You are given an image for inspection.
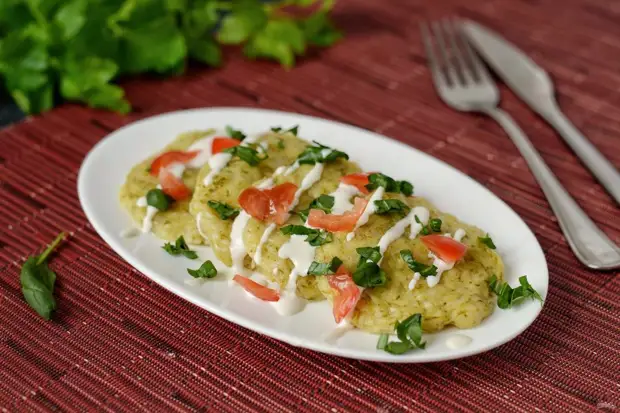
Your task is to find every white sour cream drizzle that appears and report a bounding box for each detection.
[186,135,216,168]
[274,162,326,315]
[230,211,253,277]
[408,272,421,290]
[446,334,472,349]
[330,183,360,214]
[283,161,300,176]
[203,134,261,186]
[346,187,385,241]
[425,228,467,288]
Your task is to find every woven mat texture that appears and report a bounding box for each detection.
[1,0,619,411]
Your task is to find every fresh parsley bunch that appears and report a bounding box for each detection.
[0,0,341,115]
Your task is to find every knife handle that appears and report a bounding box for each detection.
[485,108,620,270]
[543,108,620,205]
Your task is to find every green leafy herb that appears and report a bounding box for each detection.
[187,260,218,279]
[297,195,334,222]
[400,250,437,277]
[280,225,333,246]
[374,199,410,215]
[277,139,285,149]
[163,236,198,259]
[353,247,386,287]
[296,141,349,165]
[308,257,343,276]
[356,246,382,266]
[146,188,173,211]
[365,173,413,196]
[415,215,430,235]
[20,232,66,320]
[378,313,426,355]
[223,145,267,166]
[226,125,246,141]
[207,201,240,220]
[429,218,442,232]
[489,275,543,309]
[479,234,496,250]
[353,262,386,287]
[1,1,341,115]
[271,125,298,136]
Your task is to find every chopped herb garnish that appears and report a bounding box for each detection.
[353,247,386,287]
[479,234,496,250]
[489,275,542,309]
[296,141,349,165]
[280,225,333,246]
[226,125,246,141]
[146,188,173,211]
[365,173,413,196]
[378,313,426,355]
[374,199,410,215]
[353,262,386,287]
[429,218,442,232]
[415,215,430,235]
[356,246,382,266]
[163,236,198,259]
[400,181,414,197]
[297,195,334,222]
[277,139,285,149]
[308,257,343,276]
[271,125,298,136]
[400,250,437,277]
[20,232,66,320]
[223,145,267,166]
[207,201,240,220]
[187,260,218,279]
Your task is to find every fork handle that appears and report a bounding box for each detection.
[484,108,620,270]
[543,108,620,205]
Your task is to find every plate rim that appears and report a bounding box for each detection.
[78,106,549,363]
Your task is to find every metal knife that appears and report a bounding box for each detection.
[462,20,620,205]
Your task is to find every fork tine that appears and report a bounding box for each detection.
[420,22,448,87]
[430,21,457,86]
[442,19,471,85]
[456,20,493,83]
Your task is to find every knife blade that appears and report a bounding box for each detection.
[461,21,556,115]
[461,20,620,205]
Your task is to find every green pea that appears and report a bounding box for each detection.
[146,189,172,211]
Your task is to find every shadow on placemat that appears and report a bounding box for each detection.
[0,91,24,128]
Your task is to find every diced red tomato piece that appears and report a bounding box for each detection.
[264,182,298,225]
[421,235,468,262]
[340,173,370,194]
[159,168,192,201]
[238,187,271,221]
[150,150,199,177]
[233,275,280,302]
[238,183,298,224]
[307,197,368,232]
[212,137,241,154]
[328,265,361,324]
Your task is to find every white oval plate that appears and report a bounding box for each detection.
[78,107,548,363]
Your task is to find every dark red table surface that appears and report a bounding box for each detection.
[1,0,619,411]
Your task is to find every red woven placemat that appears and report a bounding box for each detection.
[1,0,619,411]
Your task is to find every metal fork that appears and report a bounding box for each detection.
[421,19,620,270]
